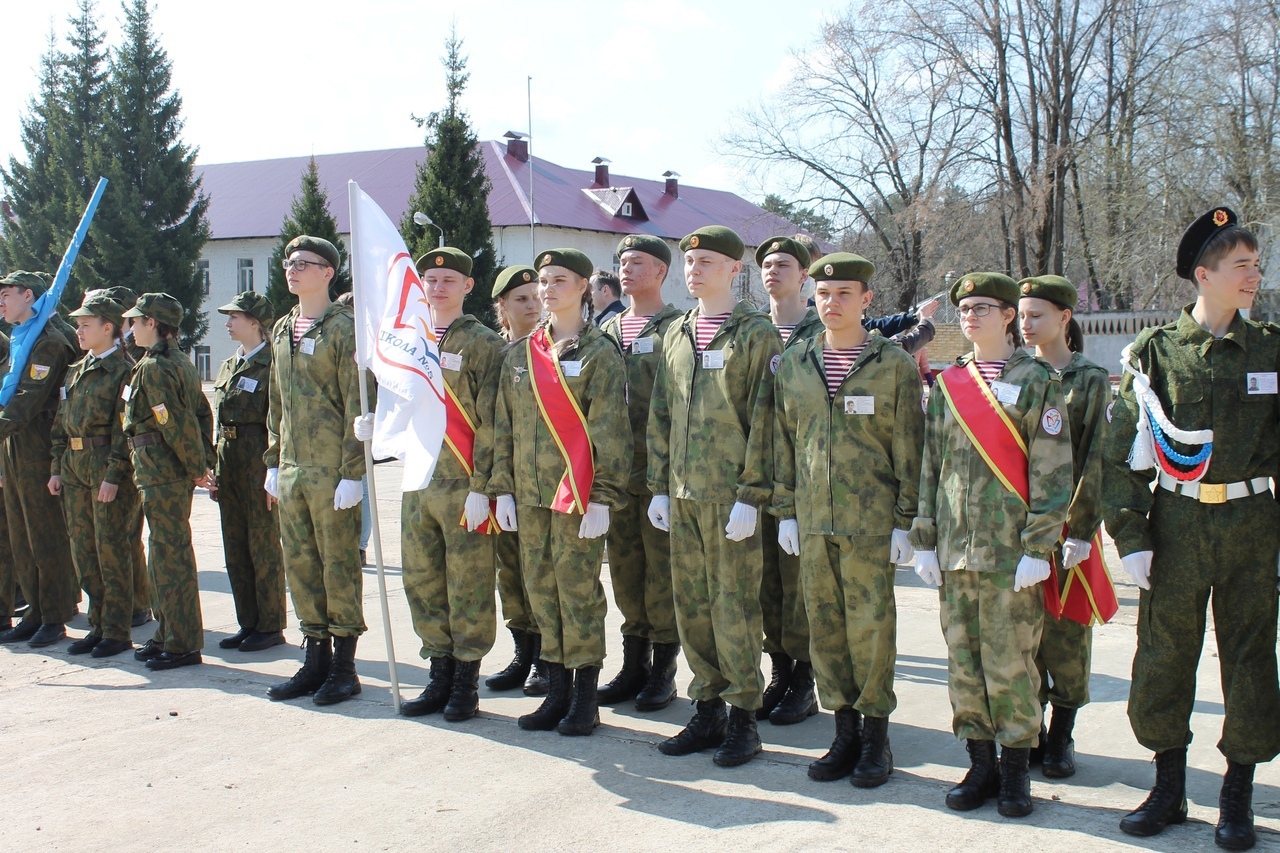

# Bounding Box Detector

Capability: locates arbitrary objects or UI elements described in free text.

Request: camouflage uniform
[490,323,629,668]
[124,339,214,655]
[910,349,1073,747]
[0,334,15,623]
[774,332,924,715]
[600,305,682,644]
[266,302,366,639]
[214,344,285,634]
[1103,308,1280,763]
[647,302,780,710]
[401,315,502,661]
[51,345,140,641]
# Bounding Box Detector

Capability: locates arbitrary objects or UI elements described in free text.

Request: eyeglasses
[282,259,331,272]
[956,303,1004,318]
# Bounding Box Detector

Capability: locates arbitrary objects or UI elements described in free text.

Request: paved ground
[1,458,1277,851]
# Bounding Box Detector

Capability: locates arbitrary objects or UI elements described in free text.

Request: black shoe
[485,628,532,691]
[1042,705,1077,778]
[757,652,793,720]
[946,739,1000,811]
[267,637,332,700]
[218,627,253,649]
[660,699,728,756]
[443,659,481,723]
[559,666,602,736]
[1216,760,1256,850]
[713,706,763,767]
[131,610,153,627]
[852,715,894,788]
[809,707,862,781]
[360,549,368,567]
[401,656,455,717]
[523,634,549,696]
[997,746,1033,817]
[313,635,361,705]
[68,633,103,655]
[1119,748,1188,837]
[28,623,66,648]
[91,637,134,658]
[238,631,286,652]
[597,635,651,705]
[146,650,202,670]
[134,638,165,661]
[769,660,818,725]
[518,661,571,730]
[0,619,39,644]
[635,641,679,711]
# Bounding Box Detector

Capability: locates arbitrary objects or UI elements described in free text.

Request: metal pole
[528,75,535,261]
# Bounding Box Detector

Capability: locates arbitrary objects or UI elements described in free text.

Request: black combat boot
[808,707,862,781]
[852,716,894,788]
[1041,705,1077,778]
[313,635,361,705]
[714,706,763,767]
[401,656,455,717]
[485,628,531,691]
[769,660,818,725]
[442,659,481,722]
[1029,706,1047,765]
[659,699,728,756]
[518,661,571,730]
[757,652,793,720]
[558,666,601,736]
[997,746,1033,817]
[0,618,39,644]
[1216,760,1256,850]
[267,637,332,700]
[523,634,549,696]
[946,739,1000,811]
[597,635,651,705]
[635,641,680,711]
[1119,748,1188,837]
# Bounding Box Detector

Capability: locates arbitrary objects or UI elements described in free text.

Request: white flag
[347,180,446,492]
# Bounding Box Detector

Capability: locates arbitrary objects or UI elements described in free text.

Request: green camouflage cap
[755,235,811,269]
[616,234,672,266]
[285,234,340,269]
[416,246,473,277]
[679,225,744,261]
[218,290,275,327]
[1018,275,1078,310]
[809,252,875,284]
[0,270,49,298]
[535,248,593,280]
[950,271,1019,306]
[68,294,125,327]
[493,265,537,299]
[122,292,183,327]
[103,286,139,307]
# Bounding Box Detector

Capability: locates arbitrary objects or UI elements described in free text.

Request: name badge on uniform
[632,337,654,354]
[299,338,316,355]
[236,376,259,393]
[990,381,1022,405]
[121,384,132,402]
[844,395,874,415]
[1247,372,1278,394]
[560,360,583,378]
[59,386,67,401]
[702,350,725,370]
[440,351,463,372]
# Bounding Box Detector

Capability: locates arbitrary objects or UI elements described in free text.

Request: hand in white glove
[647,495,671,532]
[1013,555,1052,591]
[496,494,518,532]
[464,491,491,532]
[578,502,610,539]
[1062,538,1092,568]
[1122,550,1153,590]
[724,502,759,542]
[264,467,280,499]
[890,529,914,565]
[334,478,364,511]
[778,518,800,556]
[353,413,374,442]
[914,550,941,586]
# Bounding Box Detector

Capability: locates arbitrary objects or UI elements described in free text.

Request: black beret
[416,247,473,277]
[1176,207,1237,280]
[493,265,538,299]
[679,225,744,261]
[950,272,1019,306]
[535,248,593,280]
[1018,275,1078,310]
[285,235,340,270]
[809,252,875,284]
[616,234,672,266]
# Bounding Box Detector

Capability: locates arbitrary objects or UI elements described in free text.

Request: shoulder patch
[1105,401,1115,423]
[1041,407,1063,436]
[770,354,781,375]
[151,403,169,425]
[29,364,50,381]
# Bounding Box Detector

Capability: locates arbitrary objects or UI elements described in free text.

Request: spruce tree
[266,157,351,320]
[401,29,498,329]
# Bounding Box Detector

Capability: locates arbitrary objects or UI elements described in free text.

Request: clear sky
[0,0,843,198]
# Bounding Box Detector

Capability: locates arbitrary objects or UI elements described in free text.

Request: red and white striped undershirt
[976,360,1007,384]
[619,314,651,350]
[695,312,732,353]
[434,325,449,343]
[824,345,866,398]
[775,324,796,346]
[292,316,315,346]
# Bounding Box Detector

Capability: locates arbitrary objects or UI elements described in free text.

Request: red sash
[443,381,498,535]
[935,362,1030,505]
[525,328,594,514]
[1043,528,1119,626]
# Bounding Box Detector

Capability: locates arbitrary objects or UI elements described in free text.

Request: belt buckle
[70,437,83,451]
[224,426,237,440]
[1198,483,1226,504]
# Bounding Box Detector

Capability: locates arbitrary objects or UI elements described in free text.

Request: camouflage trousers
[217,437,286,633]
[142,482,204,654]
[277,465,365,639]
[940,569,1044,747]
[518,505,607,669]
[130,505,149,615]
[761,513,810,661]
[669,498,764,711]
[62,472,142,642]
[401,479,496,662]
[1130,492,1280,764]
[802,533,897,717]
[5,437,76,625]
[605,492,677,644]
[0,486,14,621]
[496,530,535,634]
[1035,559,1092,709]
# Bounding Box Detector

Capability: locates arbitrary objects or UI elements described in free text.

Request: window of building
[621,202,633,217]
[194,345,211,382]
[237,258,254,293]
[197,259,210,296]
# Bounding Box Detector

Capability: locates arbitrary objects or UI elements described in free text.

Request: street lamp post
[413,211,445,248]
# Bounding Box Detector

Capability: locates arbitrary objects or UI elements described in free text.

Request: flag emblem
[28,364,49,380]
[151,403,169,425]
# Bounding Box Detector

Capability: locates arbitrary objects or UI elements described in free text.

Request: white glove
[264,467,279,499]
[724,502,759,542]
[496,494,518,532]
[578,502,610,539]
[353,413,374,442]
[1062,537,1092,568]
[913,550,941,586]
[1122,550,1153,590]
[334,478,364,510]
[890,529,914,565]
[464,491,491,532]
[647,495,671,532]
[1013,555,1052,591]
[778,519,800,556]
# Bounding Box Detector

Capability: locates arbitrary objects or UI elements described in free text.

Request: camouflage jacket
[50,346,132,487]
[214,343,272,430]
[489,322,630,511]
[265,302,365,480]
[910,348,1073,571]
[774,331,924,535]
[434,314,504,489]
[0,321,79,464]
[1057,352,1111,541]
[601,304,683,496]
[782,308,825,351]
[123,340,215,491]
[647,301,780,507]
[1103,307,1280,556]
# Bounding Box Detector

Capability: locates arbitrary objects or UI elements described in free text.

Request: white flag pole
[348,180,401,714]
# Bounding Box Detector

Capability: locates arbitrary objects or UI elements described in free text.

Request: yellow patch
[151,404,169,425]
[28,364,49,381]
[963,280,974,293]
[1021,282,1032,294]
[1213,209,1229,227]
[689,235,700,248]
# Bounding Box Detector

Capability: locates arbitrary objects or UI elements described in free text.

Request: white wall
[198,237,278,370]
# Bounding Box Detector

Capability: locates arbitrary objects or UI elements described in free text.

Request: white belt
[1157,472,1273,504]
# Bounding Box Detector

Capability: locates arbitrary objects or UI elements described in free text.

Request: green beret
[1017,275,1077,310]
[218,290,274,327]
[679,225,744,261]
[68,294,125,327]
[285,235,340,269]
[122,292,183,327]
[1176,206,1238,280]
[616,234,672,266]
[493,265,538,299]
[534,248,593,280]
[809,252,875,284]
[754,236,811,269]
[0,270,49,298]
[103,286,139,308]
[416,247,473,277]
[950,272,1019,306]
